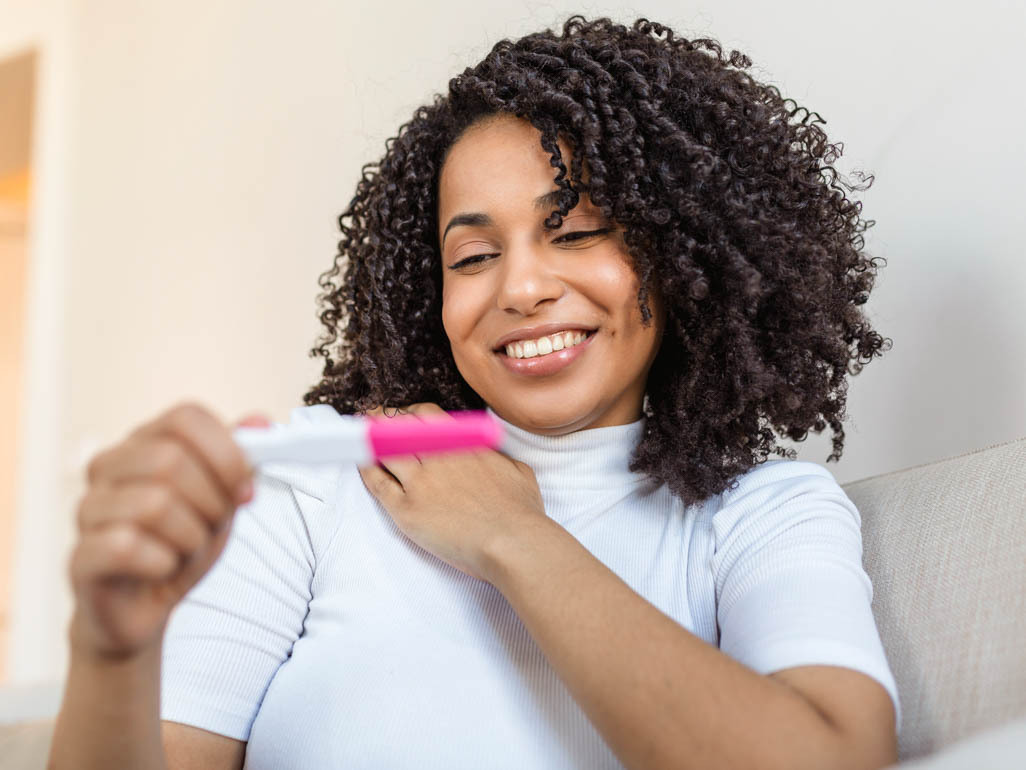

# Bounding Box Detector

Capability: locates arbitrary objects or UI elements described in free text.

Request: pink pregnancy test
[232,410,504,466]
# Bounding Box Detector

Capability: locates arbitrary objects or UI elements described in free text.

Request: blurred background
[1,0,1023,716]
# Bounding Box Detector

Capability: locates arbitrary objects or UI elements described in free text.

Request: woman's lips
[495,331,596,376]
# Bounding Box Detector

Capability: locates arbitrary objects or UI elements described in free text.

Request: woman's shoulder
[709,457,856,530]
[720,457,840,499]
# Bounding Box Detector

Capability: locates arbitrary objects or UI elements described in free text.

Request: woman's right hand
[67,402,269,661]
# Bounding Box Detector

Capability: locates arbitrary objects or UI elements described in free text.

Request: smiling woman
[49,13,901,770]
[282,17,898,768]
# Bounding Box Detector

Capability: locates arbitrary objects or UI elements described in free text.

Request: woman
[50,15,899,769]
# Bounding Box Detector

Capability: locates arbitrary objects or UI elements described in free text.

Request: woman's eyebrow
[441,212,492,249]
[440,189,582,248]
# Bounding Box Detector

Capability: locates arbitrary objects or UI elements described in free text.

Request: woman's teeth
[504,330,590,359]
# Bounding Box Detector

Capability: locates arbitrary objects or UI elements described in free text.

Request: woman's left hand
[357,402,548,584]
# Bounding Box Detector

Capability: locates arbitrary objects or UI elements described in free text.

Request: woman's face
[437,114,665,435]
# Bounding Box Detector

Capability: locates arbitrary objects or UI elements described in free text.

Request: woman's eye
[555,228,611,243]
[450,253,496,270]
[448,229,611,271]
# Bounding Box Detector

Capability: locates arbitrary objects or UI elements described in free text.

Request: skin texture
[437,114,666,434]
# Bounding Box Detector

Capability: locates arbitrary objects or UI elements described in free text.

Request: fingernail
[235,479,253,504]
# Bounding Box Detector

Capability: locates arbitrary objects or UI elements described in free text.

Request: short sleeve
[160,405,345,740]
[710,459,902,734]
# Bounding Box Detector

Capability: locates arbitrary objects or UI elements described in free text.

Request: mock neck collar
[485,405,648,490]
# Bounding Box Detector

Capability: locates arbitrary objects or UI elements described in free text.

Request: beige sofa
[3,436,1024,769]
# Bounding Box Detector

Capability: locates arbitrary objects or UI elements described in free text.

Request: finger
[76,482,211,559]
[166,521,234,599]
[405,403,453,420]
[362,405,409,419]
[400,404,458,465]
[70,524,182,584]
[361,406,422,469]
[358,463,404,501]
[391,404,450,449]
[126,402,255,503]
[377,453,421,479]
[88,434,239,531]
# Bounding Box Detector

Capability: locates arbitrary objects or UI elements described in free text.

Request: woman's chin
[487,402,602,436]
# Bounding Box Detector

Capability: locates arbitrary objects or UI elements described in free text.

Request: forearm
[485,518,848,770]
[48,611,168,770]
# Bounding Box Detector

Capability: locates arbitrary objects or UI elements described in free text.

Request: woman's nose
[494,242,565,314]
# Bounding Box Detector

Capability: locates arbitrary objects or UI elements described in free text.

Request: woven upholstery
[842,435,1026,761]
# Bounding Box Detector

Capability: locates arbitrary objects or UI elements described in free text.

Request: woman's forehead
[440,119,580,190]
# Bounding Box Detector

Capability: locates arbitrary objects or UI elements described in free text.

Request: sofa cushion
[884,716,1026,769]
[0,719,54,770]
[842,435,1026,762]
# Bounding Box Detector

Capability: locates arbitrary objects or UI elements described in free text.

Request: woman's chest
[243,486,707,768]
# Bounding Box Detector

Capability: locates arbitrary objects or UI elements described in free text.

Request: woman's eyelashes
[556,227,613,244]
[447,228,612,271]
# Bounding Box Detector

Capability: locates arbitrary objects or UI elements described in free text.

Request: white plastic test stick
[233,419,372,467]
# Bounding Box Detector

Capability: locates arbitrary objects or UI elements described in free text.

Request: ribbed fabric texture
[160,404,901,768]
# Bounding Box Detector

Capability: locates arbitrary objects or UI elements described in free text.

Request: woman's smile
[495,328,597,377]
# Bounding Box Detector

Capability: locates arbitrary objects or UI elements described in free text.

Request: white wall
[4,0,1025,685]
[0,0,74,685]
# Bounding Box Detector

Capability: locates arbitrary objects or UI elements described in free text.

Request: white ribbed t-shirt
[160,403,901,768]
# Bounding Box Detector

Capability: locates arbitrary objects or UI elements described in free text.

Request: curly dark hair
[302,14,892,508]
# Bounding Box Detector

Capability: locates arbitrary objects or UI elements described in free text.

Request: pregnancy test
[232,410,504,466]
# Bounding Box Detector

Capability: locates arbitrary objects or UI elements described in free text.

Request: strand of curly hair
[302,14,893,508]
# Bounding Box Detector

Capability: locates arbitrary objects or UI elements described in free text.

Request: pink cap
[367,410,504,459]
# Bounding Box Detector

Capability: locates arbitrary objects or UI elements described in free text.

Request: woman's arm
[49,612,169,770]
[483,518,896,770]
[48,612,247,770]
